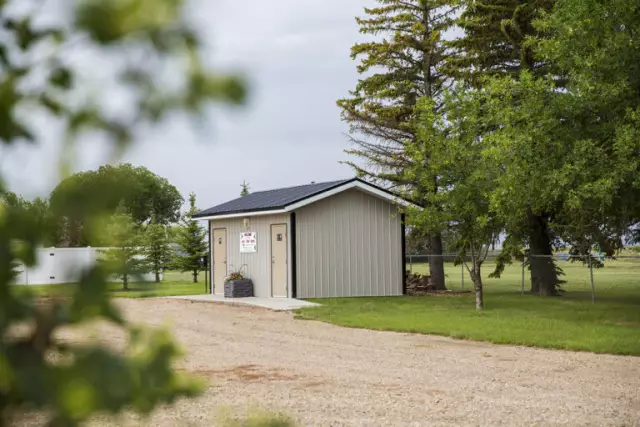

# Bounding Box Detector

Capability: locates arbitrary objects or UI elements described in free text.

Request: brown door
[213,228,227,295]
[271,224,288,297]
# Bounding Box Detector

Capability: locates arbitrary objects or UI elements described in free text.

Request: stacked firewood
[405,272,437,295]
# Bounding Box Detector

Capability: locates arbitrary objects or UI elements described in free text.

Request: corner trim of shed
[401,213,407,295]
[290,212,297,298]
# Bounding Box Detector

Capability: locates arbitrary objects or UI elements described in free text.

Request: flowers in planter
[225,270,245,282]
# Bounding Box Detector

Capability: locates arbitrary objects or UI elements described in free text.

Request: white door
[271,224,288,297]
[213,228,227,295]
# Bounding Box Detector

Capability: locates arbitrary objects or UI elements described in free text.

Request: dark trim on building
[207,220,212,294]
[401,213,407,295]
[290,212,297,298]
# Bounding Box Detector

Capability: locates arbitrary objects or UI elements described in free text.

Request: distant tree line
[1,164,209,286]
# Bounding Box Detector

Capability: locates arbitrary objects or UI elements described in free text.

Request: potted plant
[223,270,254,298]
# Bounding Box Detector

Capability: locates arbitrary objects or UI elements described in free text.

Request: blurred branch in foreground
[0,0,246,426]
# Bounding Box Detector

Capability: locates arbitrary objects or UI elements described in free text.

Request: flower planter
[224,279,254,298]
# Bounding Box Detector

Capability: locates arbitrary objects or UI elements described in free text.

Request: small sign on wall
[240,232,257,253]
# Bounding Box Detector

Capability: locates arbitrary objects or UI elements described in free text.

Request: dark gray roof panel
[194,179,354,218]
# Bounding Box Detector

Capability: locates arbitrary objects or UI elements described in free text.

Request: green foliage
[240,180,250,196]
[99,206,149,290]
[1,0,245,422]
[406,95,502,308]
[0,0,245,151]
[452,0,556,85]
[461,0,640,285]
[535,0,640,248]
[174,193,208,283]
[338,0,460,290]
[337,0,459,186]
[1,200,203,426]
[0,192,60,247]
[143,219,172,283]
[50,164,183,246]
[452,0,562,295]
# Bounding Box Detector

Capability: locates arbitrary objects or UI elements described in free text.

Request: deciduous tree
[50,164,183,246]
[407,96,502,309]
[533,0,640,254]
[453,0,561,295]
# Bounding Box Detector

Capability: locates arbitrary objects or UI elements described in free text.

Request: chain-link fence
[406,253,640,303]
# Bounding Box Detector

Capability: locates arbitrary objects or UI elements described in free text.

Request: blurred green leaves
[1,0,247,424]
[75,0,184,45]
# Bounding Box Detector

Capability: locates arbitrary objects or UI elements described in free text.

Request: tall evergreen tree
[240,181,251,196]
[337,0,460,290]
[174,193,208,283]
[143,217,172,283]
[452,0,555,85]
[453,0,560,295]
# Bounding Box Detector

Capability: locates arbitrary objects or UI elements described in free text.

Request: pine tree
[240,181,250,196]
[101,205,148,290]
[143,217,172,283]
[452,0,555,86]
[337,0,459,290]
[174,193,208,283]
[453,0,560,295]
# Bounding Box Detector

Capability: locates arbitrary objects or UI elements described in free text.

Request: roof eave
[195,179,418,221]
[194,208,289,221]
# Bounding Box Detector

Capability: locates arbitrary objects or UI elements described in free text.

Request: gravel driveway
[90,299,640,426]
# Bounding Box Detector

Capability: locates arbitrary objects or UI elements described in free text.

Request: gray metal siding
[295,189,403,298]
[209,214,290,298]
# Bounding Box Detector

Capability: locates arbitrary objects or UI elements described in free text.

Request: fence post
[521,258,525,295]
[588,254,595,304]
[204,263,208,294]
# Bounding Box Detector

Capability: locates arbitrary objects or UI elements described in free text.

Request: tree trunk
[193,270,198,283]
[429,233,446,290]
[155,270,160,283]
[469,262,484,310]
[528,213,559,296]
[123,273,128,291]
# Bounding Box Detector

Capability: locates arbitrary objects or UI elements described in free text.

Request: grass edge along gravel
[296,293,640,356]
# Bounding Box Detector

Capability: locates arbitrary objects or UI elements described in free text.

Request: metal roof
[194,179,355,218]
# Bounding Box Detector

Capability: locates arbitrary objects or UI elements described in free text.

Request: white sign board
[240,232,257,253]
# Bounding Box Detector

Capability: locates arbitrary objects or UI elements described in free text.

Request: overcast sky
[0,0,373,210]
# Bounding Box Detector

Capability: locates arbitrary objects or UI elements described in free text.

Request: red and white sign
[240,232,257,253]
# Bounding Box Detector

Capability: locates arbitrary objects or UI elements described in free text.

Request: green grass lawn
[12,270,208,299]
[298,258,640,355]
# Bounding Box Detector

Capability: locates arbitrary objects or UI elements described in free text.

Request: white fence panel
[13,247,159,285]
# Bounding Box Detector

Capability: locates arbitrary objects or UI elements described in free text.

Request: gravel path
[92,299,640,426]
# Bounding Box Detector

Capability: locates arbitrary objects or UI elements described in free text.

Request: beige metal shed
[194,178,410,299]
